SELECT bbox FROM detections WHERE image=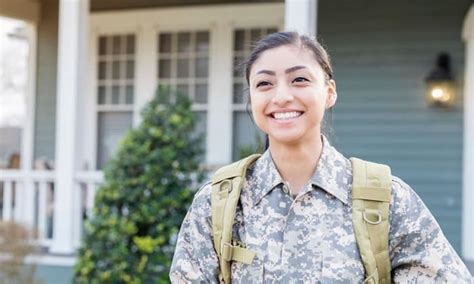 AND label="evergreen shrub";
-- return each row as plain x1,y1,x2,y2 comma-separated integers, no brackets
74,87,204,283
